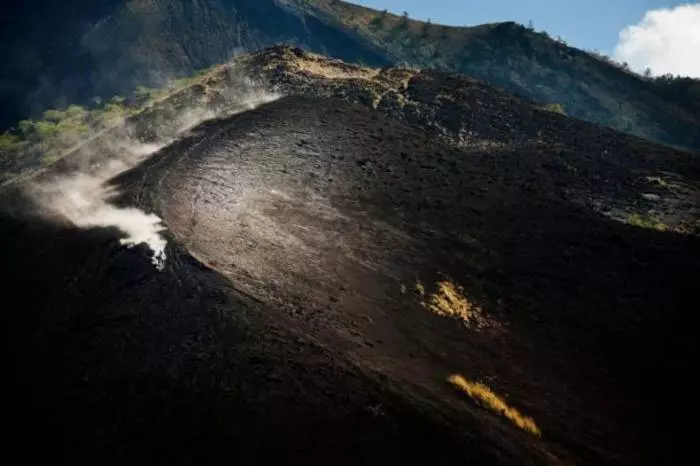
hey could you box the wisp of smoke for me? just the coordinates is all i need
[27,70,280,271]
[29,158,169,271]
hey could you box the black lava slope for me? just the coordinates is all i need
[3,51,700,466]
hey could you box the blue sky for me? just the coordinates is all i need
[352,0,688,55]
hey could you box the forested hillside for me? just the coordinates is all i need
[1,0,699,150]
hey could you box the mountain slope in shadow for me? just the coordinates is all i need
[0,0,389,129]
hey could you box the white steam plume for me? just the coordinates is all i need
[27,71,280,271]
[29,145,169,270]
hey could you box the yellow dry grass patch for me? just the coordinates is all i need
[295,55,381,81]
[448,374,541,436]
[421,280,491,329]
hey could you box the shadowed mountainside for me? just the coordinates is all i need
[0,0,390,129]
[1,0,699,150]
[3,47,699,465]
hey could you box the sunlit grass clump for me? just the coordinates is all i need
[420,280,491,329]
[448,374,541,436]
[425,281,473,320]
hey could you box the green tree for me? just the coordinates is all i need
[33,120,60,140]
[133,85,155,105]
[65,104,87,119]
[43,109,68,122]
[370,14,384,29]
[398,10,409,29]
[18,120,35,136]
[109,95,125,106]
[422,19,431,37]
[0,132,22,152]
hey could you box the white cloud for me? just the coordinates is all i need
[614,3,700,77]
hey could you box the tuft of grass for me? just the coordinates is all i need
[543,103,566,115]
[420,280,492,329]
[425,281,472,320]
[448,374,541,436]
[627,213,668,231]
[645,176,668,188]
[292,54,381,80]
[414,281,425,296]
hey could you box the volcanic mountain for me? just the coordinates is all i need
[3,47,699,466]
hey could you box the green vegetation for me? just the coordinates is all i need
[0,132,24,152]
[544,103,566,115]
[1,97,130,169]
[646,176,669,188]
[648,74,700,115]
[369,16,384,29]
[369,9,387,29]
[421,19,431,38]
[1,66,215,180]
[627,213,668,232]
[414,281,426,296]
